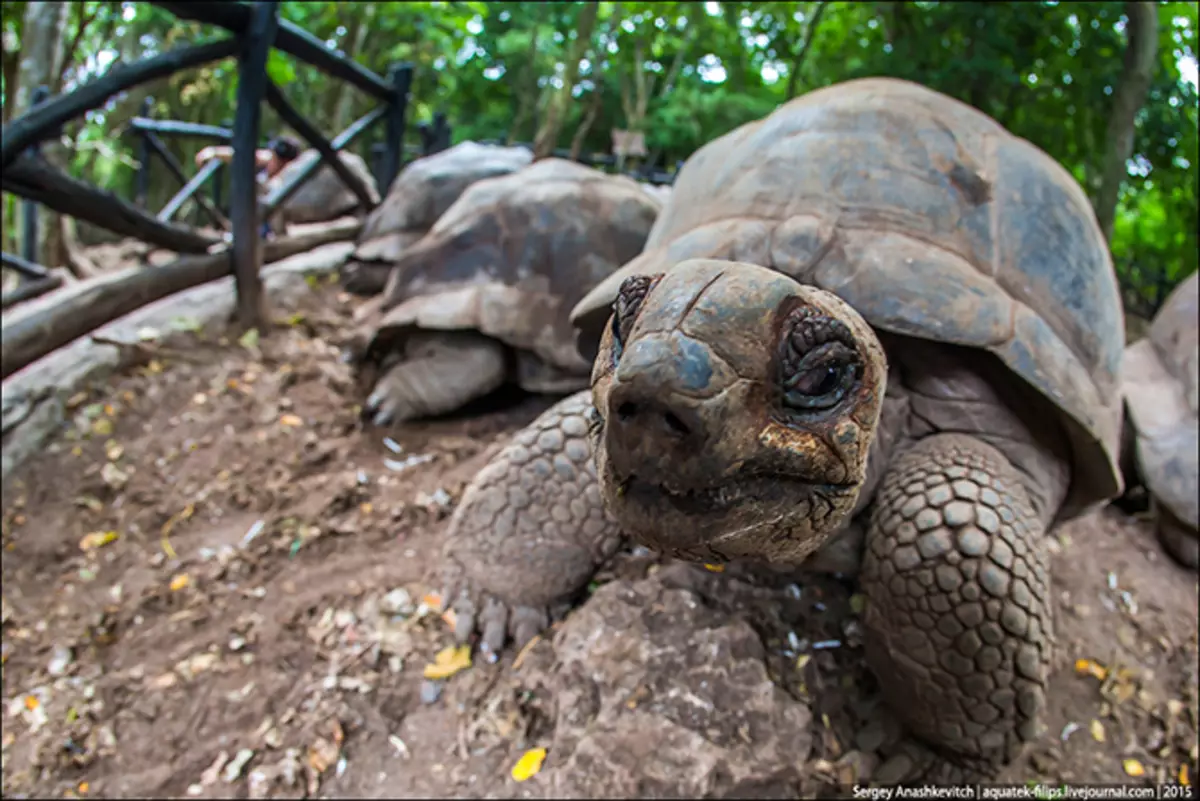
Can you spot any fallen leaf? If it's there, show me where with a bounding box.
[1180,763,1190,786]
[238,328,261,350]
[78,781,89,795]
[1089,719,1106,742]
[1074,658,1108,681]
[80,531,119,552]
[104,441,124,462]
[279,414,304,427]
[24,695,39,711]
[423,644,472,680]
[703,563,725,572]
[307,737,339,774]
[422,592,444,610]
[849,594,866,615]
[170,574,191,592]
[66,392,88,409]
[73,496,104,513]
[1122,758,1145,777]
[510,747,547,782]
[91,418,114,436]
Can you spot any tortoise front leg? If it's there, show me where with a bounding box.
[439,390,624,660]
[860,433,1052,777]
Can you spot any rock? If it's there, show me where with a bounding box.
[420,680,443,705]
[526,575,812,798]
[381,588,414,617]
[47,643,74,676]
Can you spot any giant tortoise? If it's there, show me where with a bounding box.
[350,157,661,426]
[1121,270,1199,569]
[263,149,379,230]
[340,141,534,295]
[434,77,1126,779]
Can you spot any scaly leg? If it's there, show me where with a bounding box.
[439,390,623,660]
[861,433,1052,777]
[363,331,508,426]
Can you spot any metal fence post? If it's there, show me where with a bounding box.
[380,62,413,195]
[20,86,51,271]
[229,0,281,329]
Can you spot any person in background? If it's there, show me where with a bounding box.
[194,136,302,238]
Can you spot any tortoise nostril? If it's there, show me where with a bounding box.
[663,411,690,436]
[617,401,639,422]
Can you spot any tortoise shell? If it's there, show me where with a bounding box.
[573,77,1125,516]
[1122,271,1199,529]
[361,158,662,375]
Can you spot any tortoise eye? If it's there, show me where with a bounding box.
[779,305,861,412]
[611,273,663,356]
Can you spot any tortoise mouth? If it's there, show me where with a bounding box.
[617,473,852,518]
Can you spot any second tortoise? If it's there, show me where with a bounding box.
[348,158,662,425]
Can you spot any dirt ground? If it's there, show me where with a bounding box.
[2,279,1196,799]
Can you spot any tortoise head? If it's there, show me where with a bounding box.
[587,258,888,566]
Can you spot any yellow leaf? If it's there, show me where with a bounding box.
[1179,763,1189,787]
[1089,719,1106,742]
[79,531,119,551]
[510,747,547,782]
[169,574,190,592]
[71,445,83,457]
[1123,759,1145,777]
[703,563,725,573]
[91,418,114,436]
[849,594,866,615]
[103,404,115,417]
[279,414,304,427]
[422,592,444,610]
[78,782,89,794]
[1074,658,1108,681]
[423,644,472,680]
[24,695,39,710]
[359,502,373,515]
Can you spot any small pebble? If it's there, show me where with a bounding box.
[47,644,74,676]
[420,680,443,705]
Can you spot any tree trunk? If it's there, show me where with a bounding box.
[785,1,829,100]
[532,2,599,159]
[508,17,545,143]
[15,1,70,272]
[569,85,604,161]
[1094,1,1158,242]
[329,5,375,131]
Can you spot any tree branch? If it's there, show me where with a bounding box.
[1094,1,1158,241]
[785,1,829,100]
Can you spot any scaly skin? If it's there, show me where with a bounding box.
[862,433,1051,772]
[439,389,622,660]
[363,331,507,426]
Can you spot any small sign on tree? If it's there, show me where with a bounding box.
[611,129,648,158]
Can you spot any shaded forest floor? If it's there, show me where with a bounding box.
[2,280,1196,798]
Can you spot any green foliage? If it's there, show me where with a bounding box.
[1,0,1196,311]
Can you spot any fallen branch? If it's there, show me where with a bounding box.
[1,219,360,381]
[1,274,64,310]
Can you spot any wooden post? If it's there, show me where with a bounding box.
[380,62,413,195]
[20,86,50,271]
[229,0,280,330]
[135,97,154,207]
[214,117,233,213]
[432,111,451,154]
[370,141,386,190]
